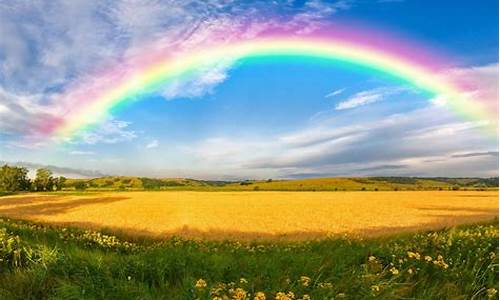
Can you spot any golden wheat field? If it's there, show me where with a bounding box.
[0,191,497,239]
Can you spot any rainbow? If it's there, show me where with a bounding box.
[43,32,497,141]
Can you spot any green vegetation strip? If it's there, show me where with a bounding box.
[1,164,498,193]
[0,218,497,299]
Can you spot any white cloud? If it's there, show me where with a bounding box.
[0,0,355,145]
[66,119,137,145]
[0,87,60,136]
[430,95,448,107]
[334,87,408,110]
[145,139,159,149]
[70,150,95,155]
[160,61,232,99]
[335,90,384,110]
[181,100,498,178]
[325,88,345,98]
[443,63,498,115]
[287,0,353,34]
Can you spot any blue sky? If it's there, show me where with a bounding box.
[0,0,498,179]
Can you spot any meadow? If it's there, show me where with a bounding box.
[0,217,497,299]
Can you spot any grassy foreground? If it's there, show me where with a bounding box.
[0,218,498,299]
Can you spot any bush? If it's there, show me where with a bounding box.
[74,181,87,191]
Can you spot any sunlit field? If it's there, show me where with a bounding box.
[0,190,497,240]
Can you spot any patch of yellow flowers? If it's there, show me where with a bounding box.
[194,277,339,300]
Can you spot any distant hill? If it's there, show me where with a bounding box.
[63,176,499,191]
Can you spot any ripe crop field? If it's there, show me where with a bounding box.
[0,191,498,299]
[0,190,497,240]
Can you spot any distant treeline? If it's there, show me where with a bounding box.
[366,177,499,187]
[0,163,498,193]
[54,175,500,191]
[0,165,66,192]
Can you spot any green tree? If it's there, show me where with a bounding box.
[0,165,31,192]
[74,181,87,191]
[34,168,54,191]
[54,176,66,191]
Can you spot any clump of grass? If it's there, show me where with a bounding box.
[0,218,497,299]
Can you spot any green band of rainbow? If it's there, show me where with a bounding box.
[53,37,497,140]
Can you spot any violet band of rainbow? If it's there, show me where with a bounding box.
[52,37,498,140]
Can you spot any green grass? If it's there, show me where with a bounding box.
[0,218,497,299]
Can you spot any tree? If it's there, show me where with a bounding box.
[54,176,66,191]
[74,181,87,191]
[34,168,54,191]
[0,165,31,192]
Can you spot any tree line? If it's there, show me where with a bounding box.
[0,165,66,192]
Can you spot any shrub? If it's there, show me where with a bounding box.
[74,181,87,191]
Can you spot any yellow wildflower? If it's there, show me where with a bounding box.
[300,295,311,300]
[371,285,380,292]
[487,288,497,298]
[195,279,207,289]
[407,251,421,260]
[299,276,311,287]
[275,291,295,300]
[232,287,247,300]
[389,267,399,275]
[368,256,377,262]
[254,292,266,300]
[240,278,248,284]
[318,282,333,289]
[424,256,432,262]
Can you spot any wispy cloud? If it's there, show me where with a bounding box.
[335,90,384,110]
[160,61,232,99]
[451,151,499,158]
[358,164,408,172]
[181,99,498,178]
[0,0,354,144]
[145,139,159,149]
[334,87,407,110]
[69,150,95,155]
[65,118,137,145]
[325,88,345,98]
